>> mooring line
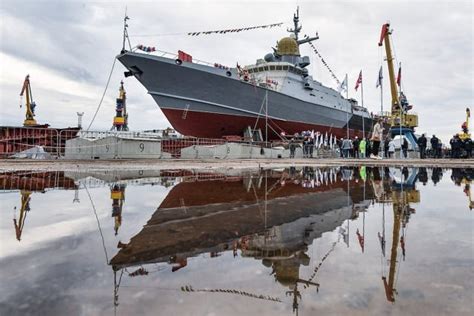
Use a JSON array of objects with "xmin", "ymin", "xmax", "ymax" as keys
[
  {"xmin": 84, "ymin": 184, "xmax": 109, "ymax": 263},
  {"xmin": 87, "ymin": 57, "xmax": 117, "ymax": 131}
]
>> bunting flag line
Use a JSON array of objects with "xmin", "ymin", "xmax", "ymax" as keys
[
  {"xmin": 187, "ymin": 22, "xmax": 284, "ymax": 36},
  {"xmin": 306, "ymin": 38, "xmax": 341, "ymax": 86},
  {"xmin": 376, "ymin": 65, "xmax": 383, "ymax": 88},
  {"xmin": 132, "ymin": 22, "xmax": 284, "ymax": 38},
  {"xmin": 396, "ymin": 63, "xmax": 402, "ymax": 87},
  {"xmin": 355, "ymin": 70, "xmax": 362, "ymax": 91}
]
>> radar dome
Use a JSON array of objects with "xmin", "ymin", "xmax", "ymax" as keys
[
  {"xmin": 276, "ymin": 37, "xmax": 300, "ymax": 56},
  {"xmin": 264, "ymin": 53, "xmax": 275, "ymax": 62}
]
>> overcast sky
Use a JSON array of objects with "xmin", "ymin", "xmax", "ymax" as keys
[{"xmin": 0, "ymin": 0, "xmax": 472, "ymax": 143}]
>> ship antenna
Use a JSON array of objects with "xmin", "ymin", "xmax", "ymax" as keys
[
  {"xmin": 287, "ymin": 6, "xmax": 302, "ymax": 40},
  {"xmin": 122, "ymin": 7, "xmax": 132, "ymax": 53}
]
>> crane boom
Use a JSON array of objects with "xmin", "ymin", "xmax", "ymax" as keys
[
  {"xmin": 379, "ymin": 24, "xmax": 400, "ymax": 112},
  {"xmin": 378, "ymin": 23, "xmax": 418, "ymax": 130}
]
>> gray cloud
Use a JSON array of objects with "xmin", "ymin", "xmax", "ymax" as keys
[{"xmin": 0, "ymin": 0, "xmax": 472, "ymax": 141}]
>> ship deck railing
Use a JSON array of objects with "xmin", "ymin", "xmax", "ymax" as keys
[
  {"xmin": 77, "ymin": 130, "xmax": 164, "ymax": 141},
  {"xmin": 133, "ymin": 47, "xmax": 220, "ymax": 68}
]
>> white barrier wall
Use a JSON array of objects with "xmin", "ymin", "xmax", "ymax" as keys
[
  {"xmin": 64, "ymin": 138, "xmax": 94, "ymax": 159},
  {"xmin": 180, "ymin": 143, "xmax": 304, "ymax": 159},
  {"xmin": 65, "ymin": 136, "xmax": 334, "ymax": 160},
  {"xmin": 65, "ymin": 136, "xmax": 167, "ymax": 159}
]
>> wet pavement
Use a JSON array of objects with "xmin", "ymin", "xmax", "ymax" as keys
[{"xmin": 0, "ymin": 167, "xmax": 473, "ymax": 315}]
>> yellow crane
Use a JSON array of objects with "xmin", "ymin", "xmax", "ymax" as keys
[
  {"xmin": 378, "ymin": 24, "xmax": 418, "ymax": 146},
  {"xmin": 382, "ymin": 169, "xmax": 418, "ymax": 303},
  {"xmin": 111, "ymin": 184, "xmax": 126, "ymax": 235},
  {"xmin": 19, "ymin": 75, "xmax": 38, "ymax": 126},
  {"xmin": 462, "ymin": 182, "xmax": 473, "ymax": 210},
  {"xmin": 13, "ymin": 190, "xmax": 32, "ymax": 241},
  {"xmin": 112, "ymin": 81, "xmax": 129, "ymax": 131},
  {"xmin": 458, "ymin": 108, "xmax": 471, "ymax": 141}
]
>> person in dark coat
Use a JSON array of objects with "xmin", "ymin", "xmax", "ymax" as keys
[
  {"xmin": 450, "ymin": 135, "xmax": 457, "ymax": 158},
  {"xmin": 430, "ymin": 135, "xmax": 440, "ymax": 158},
  {"xmin": 401, "ymin": 138, "xmax": 409, "ymax": 158},
  {"xmin": 417, "ymin": 134, "xmax": 427, "ymax": 159},
  {"xmin": 353, "ymin": 137, "xmax": 360, "ymax": 158},
  {"xmin": 289, "ymin": 137, "xmax": 297, "ymax": 158},
  {"xmin": 465, "ymin": 138, "xmax": 472, "ymax": 158},
  {"xmin": 337, "ymin": 138, "xmax": 343, "ymax": 158},
  {"xmin": 384, "ymin": 136, "xmax": 390, "ymax": 158},
  {"xmin": 450, "ymin": 135, "xmax": 461, "ymax": 158},
  {"xmin": 366, "ymin": 138, "xmax": 372, "ymax": 158}
]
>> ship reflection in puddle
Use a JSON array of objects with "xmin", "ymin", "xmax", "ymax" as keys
[
  {"xmin": 1, "ymin": 166, "xmax": 472, "ymax": 315},
  {"xmin": 99, "ymin": 166, "xmax": 466, "ymax": 313}
]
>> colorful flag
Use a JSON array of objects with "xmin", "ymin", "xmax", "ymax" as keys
[
  {"xmin": 355, "ymin": 70, "xmax": 362, "ymax": 91},
  {"xmin": 376, "ymin": 66, "xmax": 383, "ymax": 88},
  {"xmin": 396, "ymin": 63, "xmax": 401, "ymax": 87},
  {"xmin": 137, "ymin": 45, "xmax": 156, "ymax": 52}
]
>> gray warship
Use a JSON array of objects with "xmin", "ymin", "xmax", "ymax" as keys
[{"xmin": 117, "ymin": 9, "xmax": 372, "ymax": 140}]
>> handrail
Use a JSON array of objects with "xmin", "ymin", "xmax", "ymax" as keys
[{"xmin": 131, "ymin": 47, "xmax": 224, "ymax": 68}]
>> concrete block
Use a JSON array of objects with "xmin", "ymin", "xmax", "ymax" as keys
[
  {"xmin": 65, "ymin": 138, "xmax": 93, "ymax": 159},
  {"xmin": 117, "ymin": 138, "xmax": 162, "ymax": 159}
]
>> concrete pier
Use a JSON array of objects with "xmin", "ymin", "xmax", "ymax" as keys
[{"xmin": 1, "ymin": 158, "xmax": 472, "ymax": 172}]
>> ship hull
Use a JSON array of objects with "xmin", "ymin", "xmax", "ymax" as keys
[{"xmin": 118, "ymin": 52, "xmax": 373, "ymax": 139}]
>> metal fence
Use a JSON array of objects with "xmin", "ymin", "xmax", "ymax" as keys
[
  {"xmin": 0, "ymin": 126, "xmax": 338, "ymax": 160},
  {"xmin": 0, "ymin": 126, "xmax": 79, "ymax": 159},
  {"xmin": 0, "ymin": 170, "xmax": 78, "ymax": 191}
]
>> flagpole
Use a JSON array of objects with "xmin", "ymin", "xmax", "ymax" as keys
[
  {"xmin": 380, "ymin": 67, "xmax": 383, "ymax": 115},
  {"xmin": 345, "ymin": 74, "xmax": 349, "ymax": 139},
  {"xmin": 361, "ymin": 70, "xmax": 365, "ymax": 139},
  {"xmin": 265, "ymin": 90, "xmax": 268, "ymax": 144},
  {"xmin": 398, "ymin": 62, "xmax": 403, "ymax": 159}
]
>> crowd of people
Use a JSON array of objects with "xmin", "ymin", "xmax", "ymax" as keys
[
  {"xmin": 449, "ymin": 134, "xmax": 472, "ymax": 158},
  {"xmin": 286, "ymin": 118, "xmax": 472, "ymax": 159}
]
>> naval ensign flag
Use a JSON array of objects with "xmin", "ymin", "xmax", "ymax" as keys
[
  {"xmin": 338, "ymin": 76, "xmax": 348, "ymax": 93},
  {"xmin": 376, "ymin": 66, "xmax": 383, "ymax": 88}
]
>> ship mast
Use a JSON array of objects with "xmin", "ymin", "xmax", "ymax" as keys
[
  {"xmin": 287, "ymin": 7, "xmax": 302, "ymax": 40},
  {"xmin": 121, "ymin": 8, "xmax": 131, "ymax": 53},
  {"xmin": 288, "ymin": 7, "xmax": 319, "ymax": 45}
]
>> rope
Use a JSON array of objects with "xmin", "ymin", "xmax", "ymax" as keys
[
  {"xmin": 84, "ymin": 184, "xmax": 109, "ymax": 264},
  {"xmin": 180, "ymin": 285, "xmax": 282, "ymax": 302},
  {"xmin": 86, "ymin": 57, "xmax": 117, "ymax": 131},
  {"xmin": 307, "ymin": 240, "xmax": 338, "ymax": 284}
]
